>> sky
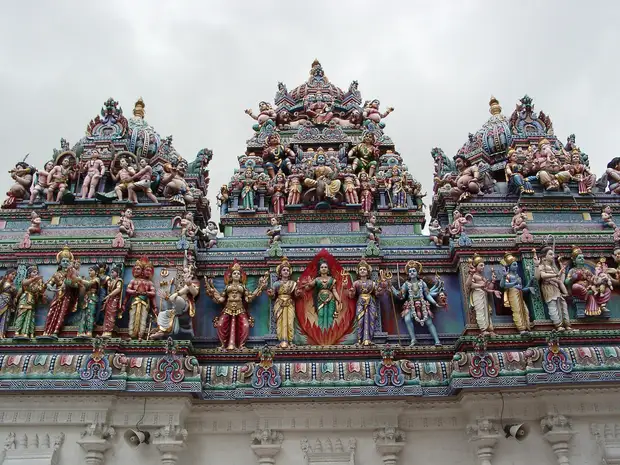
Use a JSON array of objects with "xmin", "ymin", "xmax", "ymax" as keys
[{"xmin": 1, "ymin": 1, "xmax": 619, "ymax": 222}]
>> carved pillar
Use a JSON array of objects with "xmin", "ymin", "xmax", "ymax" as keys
[
  {"xmin": 541, "ymin": 415, "xmax": 573, "ymax": 465},
  {"xmin": 77, "ymin": 423, "xmax": 115, "ymax": 465},
  {"xmin": 373, "ymin": 427, "xmax": 405, "ymax": 465},
  {"xmin": 592, "ymin": 424, "xmax": 620, "ymax": 465},
  {"xmin": 466, "ymin": 419, "xmax": 501, "ymax": 465},
  {"xmin": 153, "ymin": 425, "xmax": 187, "ymax": 465},
  {"xmin": 250, "ymin": 429, "xmax": 283, "ymax": 465}
]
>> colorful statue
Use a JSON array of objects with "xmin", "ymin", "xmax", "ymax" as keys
[
  {"xmin": 204, "ymin": 260, "xmax": 268, "ymax": 350},
  {"xmin": 365, "ymin": 214, "xmax": 382, "ymax": 245},
  {"xmin": 0, "ymin": 269, "xmax": 17, "ymax": 338},
  {"xmin": 128, "ymin": 158, "xmax": 159, "ymax": 203},
  {"xmin": 505, "ymin": 149, "xmax": 534, "ymax": 195},
  {"xmin": 3, "ymin": 162, "xmax": 34, "ymax": 208},
  {"xmin": 245, "ymin": 101, "xmax": 277, "ymax": 132},
  {"xmin": 511, "ymin": 205, "xmax": 529, "ymax": 234},
  {"xmin": 358, "ymin": 171, "xmax": 375, "ymax": 214},
  {"xmin": 76, "ymin": 265, "xmax": 101, "ymax": 338},
  {"xmin": 565, "ymin": 247, "xmax": 610, "ymax": 318},
  {"xmin": 118, "ymin": 208, "xmax": 135, "ymax": 238},
  {"xmin": 499, "ymin": 253, "xmax": 534, "ymax": 334},
  {"xmin": 533, "ymin": 246, "xmax": 572, "ymax": 331},
  {"xmin": 387, "ymin": 166, "xmax": 407, "ymax": 208},
  {"xmin": 29, "ymin": 161, "xmax": 54, "ymax": 205},
  {"xmin": 605, "ymin": 157, "xmax": 620, "ymax": 194},
  {"xmin": 302, "ymin": 259, "xmax": 343, "ymax": 330},
  {"xmin": 161, "ymin": 160, "xmax": 194, "ymax": 205},
  {"xmin": 124, "ymin": 257, "xmax": 157, "ymax": 340},
  {"xmin": 238, "ymin": 167, "xmax": 258, "ymax": 210},
  {"xmin": 342, "ymin": 167, "xmax": 360, "ymax": 204},
  {"xmin": 429, "ymin": 219, "xmax": 446, "ymax": 247},
  {"xmin": 262, "ymin": 133, "xmax": 294, "ymax": 178},
  {"xmin": 348, "ymin": 260, "xmax": 379, "ymax": 346},
  {"xmin": 303, "ymin": 149, "xmax": 342, "ymax": 204},
  {"xmin": 47, "ymin": 157, "xmax": 77, "ymax": 202},
  {"xmin": 266, "ymin": 217, "xmax": 282, "ymax": 246},
  {"xmin": 391, "ymin": 261, "xmax": 443, "ymax": 346},
  {"xmin": 79, "ymin": 150, "xmax": 105, "ymax": 199},
  {"xmin": 567, "ymin": 149, "xmax": 595, "ymax": 195},
  {"xmin": 602, "ymin": 206, "xmax": 616, "ymax": 229},
  {"xmin": 285, "ymin": 165, "xmax": 304, "ymax": 206},
  {"xmin": 203, "ymin": 221, "xmax": 219, "ymax": 249},
  {"xmin": 447, "ymin": 210, "xmax": 473, "ymax": 241},
  {"xmin": 362, "ymin": 99, "xmax": 394, "ymax": 128},
  {"xmin": 108, "ymin": 157, "xmax": 135, "ymax": 201},
  {"xmin": 450, "ymin": 155, "xmax": 481, "ymax": 202},
  {"xmin": 217, "ymin": 184, "xmax": 230, "ymax": 215},
  {"xmin": 172, "ymin": 212, "xmax": 199, "ymax": 243},
  {"xmin": 348, "ymin": 132, "xmax": 379, "ymax": 177},
  {"xmin": 304, "ymin": 91, "xmax": 334, "ymax": 125},
  {"xmin": 267, "ymin": 257, "xmax": 298, "ymax": 348},
  {"xmin": 465, "ymin": 254, "xmax": 500, "ymax": 336},
  {"xmin": 269, "ymin": 172, "xmax": 286, "ymax": 215},
  {"xmin": 101, "ymin": 266, "xmax": 123, "ymax": 338},
  {"xmin": 13, "ymin": 266, "xmax": 46, "ymax": 339},
  {"xmin": 43, "ymin": 247, "xmax": 81, "ymax": 337},
  {"xmin": 28, "ymin": 211, "xmax": 42, "ymax": 235}
]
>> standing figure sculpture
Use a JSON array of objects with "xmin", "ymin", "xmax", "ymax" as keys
[
  {"xmin": 391, "ymin": 261, "xmax": 442, "ymax": 346},
  {"xmin": 269, "ymin": 172, "xmax": 286, "ymax": 216},
  {"xmin": 76, "ymin": 265, "xmax": 101, "ymax": 338},
  {"xmin": 128, "ymin": 158, "xmax": 159, "ymax": 203},
  {"xmin": 266, "ymin": 217, "xmax": 282, "ymax": 246},
  {"xmin": 118, "ymin": 208, "xmax": 135, "ymax": 238},
  {"xmin": 348, "ymin": 132, "xmax": 379, "ymax": 177},
  {"xmin": 303, "ymin": 259, "xmax": 342, "ymax": 330},
  {"xmin": 4, "ymin": 162, "xmax": 34, "ymax": 208},
  {"xmin": 124, "ymin": 257, "xmax": 158, "ymax": 340},
  {"xmin": 285, "ymin": 165, "xmax": 304, "ymax": 206},
  {"xmin": 358, "ymin": 171, "xmax": 375, "ymax": 214},
  {"xmin": 499, "ymin": 253, "xmax": 534, "ymax": 334},
  {"xmin": 239, "ymin": 167, "xmax": 258, "ymax": 210},
  {"xmin": 29, "ymin": 161, "xmax": 54, "ymax": 205},
  {"xmin": 365, "ymin": 214, "xmax": 382, "ymax": 245},
  {"xmin": 14, "ymin": 266, "xmax": 46, "ymax": 339},
  {"xmin": 387, "ymin": 166, "xmax": 407, "ymax": 208},
  {"xmin": 204, "ymin": 260, "xmax": 268, "ymax": 350},
  {"xmin": 80, "ymin": 150, "xmax": 105, "ymax": 199},
  {"xmin": 465, "ymin": 255, "xmax": 500, "ymax": 336},
  {"xmin": 533, "ymin": 247, "xmax": 572, "ymax": 331},
  {"xmin": 101, "ymin": 266, "xmax": 123, "ymax": 338},
  {"xmin": 47, "ymin": 158, "xmax": 76, "ymax": 203},
  {"xmin": 43, "ymin": 247, "xmax": 81, "ymax": 337},
  {"xmin": 0, "ymin": 269, "xmax": 17, "ymax": 338},
  {"xmin": 348, "ymin": 260, "xmax": 379, "ymax": 346},
  {"xmin": 267, "ymin": 257, "xmax": 298, "ymax": 348},
  {"xmin": 342, "ymin": 168, "xmax": 360, "ymax": 204}
]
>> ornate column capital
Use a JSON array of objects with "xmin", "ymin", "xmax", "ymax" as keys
[
  {"xmin": 250, "ymin": 429, "xmax": 283, "ymax": 465},
  {"xmin": 541, "ymin": 414, "xmax": 573, "ymax": 465},
  {"xmin": 592, "ymin": 423, "xmax": 620, "ymax": 465},
  {"xmin": 373, "ymin": 427, "xmax": 406, "ymax": 465},
  {"xmin": 2, "ymin": 432, "xmax": 65, "ymax": 465},
  {"xmin": 77, "ymin": 423, "xmax": 115, "ymax": 465},
  {"xmin": 153, "ymin": 425, "xmax": 188, "ymax": 465},
  {"xmin": 466, "ymin": 419, "xmax": 501, "ymax": 465}
]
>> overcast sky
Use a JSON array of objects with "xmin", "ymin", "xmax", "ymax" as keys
[{"xmin": 1, "ymin": 1, "xmax": 618, "ymax": 221}]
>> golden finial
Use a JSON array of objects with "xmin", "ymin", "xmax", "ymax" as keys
[
  {"xmin": 133, "ymin": 97, "xmax": 145, "ymax": 118},
  {"xmin": 489, "ymin": 96, "xmax": 502, "ymax": 116}
]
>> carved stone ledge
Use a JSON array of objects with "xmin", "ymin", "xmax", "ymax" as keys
[
  {"xmin": 77, "ymin": 423, "xmax": 116, "ymax": 465},
  {"xmin": 153, "ymin": 425, "xmax": 188, "ymax": 465},
  {"xmin": 373, "ymin": 427, "xmax": 406, "ymax": 465},
  {"xmin": 251, "ymin": 429, "xmax": 283, "ymax": 465},
  {"xmin": 466, "ymin": 419, "xmax": 501, "ymax": 465},
  {"xmin": 2, "ymin": 432, "xmax": 65, "ymax": 465},
  {"xmin": 592, "ymin": 423, "xmax": 620, "ymax": 465},
  {"xmin": 301, "ymin": 437, "xmax": 356, "ymax": 465}
]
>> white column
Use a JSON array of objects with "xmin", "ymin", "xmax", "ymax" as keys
[
  {"xmin": 592, "ymin": 424, "xmax": 620, "ymax": 465},
  {"xmin": 466, "ymin": 419, "xmax": 501, "ymax": 465},
  {"xmin": 250, "ymin": 429, "xmax": 283, "ymax": 465},
  {"xmin": 541, "ymin": 415, "xmax": 573, "ymax": 465},
  {"xmin": 153, "ymin": 425, "xmax": 187, "ymax": 465},
  {"xmin": 373, "ymin": 427, "xmax": 406, "ymax": 465},
  {"xmin": 77, "ymin": 424, "xmax": 115, "ymax": 465}
]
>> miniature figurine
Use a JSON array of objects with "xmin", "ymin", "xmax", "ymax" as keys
[
  {"xmin": 269, "ymin": 172, "xmax": 286, "ymax": 215},
  {"xmin": 239, "ymin": 167, "xmax": 258, "ymax": 210},
  {"xmin": 13, "ymin": 266, "xmax": 46, "ymax": 339},
  {"xmin": 447, "ymin": 210, "xmax": 473, "ymax": 245},
  {"xmin": 0, "ymin": 269, "xmax": 17, "ymax": 338},
  {"xmin": 111, "ymin": 157, "xmax": 136, "ymax": 202},
  {"xmin": 76, "ymin": 265, "xmax": 101, "ymax": 338},
  {"xmin": 348, "ymin": 260, "xmax": 379, "ymax": 346},
  {"xmin": 590, "ymin": 258, "xmax": 613, "ymax": 314},
  {"xmin": 29, "ymin": 161, "xmax": 54, "ymax": 205},
  {"xmin": 285, "ymin": 165, "xmax": 304, "ymax": 206},
  {"xmin": 511, "ymin": 205, "xmax": 529, "ymax": 235},
  {"xmin": 3, "ymin": 161, "xmax": 34, "ymax": 208},
  {"xmin": 28, "ymin": 211, "xmax": 42, "ymax": 235},
  {"xmin": 302, "ymin": 259, "xmax": 342, "ymax": 330},
  {"xmin": 342, "ymin": 167, "xmax": 360, "ymax": 204},
  {"xmin": 245, "ymin": 101, "xmax": 277, "ymax": 132},
  {"xmin": 533, "ymin": 247, "xmax": 572, "ymax": 331},
  {"xmin": 267, "ymin": 257, "xmax": 298, "ymax": 348},
  {"xmin": 124, "ymin": 257, "xmax": 158, "ymax": 340},
  {"xmin": 602, "ymin": 206, "xmax": 616, "ymax": 229},
  {"xmin": 266, "ymin": 217, "xmax": 282, "ymax": 246},
  {"xmin": 204, "ymin": 260, "xmax": 268, "ymax": 350},
  {"xmin": 567, "ymin": 149, "xmax": 595, "ymax": 195},
  {"xmin": 358, "ymin": 171, "xmax": 375, "ymax": 214},
  {"xmin": 47, "ymin": 158, "xmax": 76, "ymax": 203},
  {"xmin": 565, "ymin": 247, "xmax": 610, "ymax": 318},
  {"xmin": 348, "ymin": 132, "xmax": 379, "ymax": 177},
  {"xmin": 43, "ymin": 247, "xmax": 81, "ymax": 337},
  {"xmin": 203, "ymin": 221, "xmax": 219, "ymax": 249},
  {"xmin": 365, "ymin": 214, "xmax": 382, "ymax": 245},
  {"xmin": 118, "ymin": 208, "xmax": 135, "ymax": 238},
  {"xmin": 465, "ymin": 255, "xmax": 500, "ymax": 336},
  {"xmin": 128, "ymin": 158, "xmax": 159, "ymax": 203},
  {"xmin": 101, "ymin": 266, "xmax": 123, "ymax": 338},
  {"xmin": 428, "ymin": 218, "xmax": 445, "ymax": 247},
  {"xmin": 172, "ymin": 212, "xmax": 199, "ymax": 242},
  {"xmin": 499, "ymin": 253, "xmax": 534, "ymax": 335},
  {"xmin": 387, "ymin": 166, "xmax": 407, "ymax": 208},
  {"xmin": 79, "ymin": 150, "xmax": 105, "ymax": 199}
]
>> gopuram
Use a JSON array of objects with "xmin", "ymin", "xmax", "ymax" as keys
[{"xmin": 0, "ymin": 61, "xmax": 619, "ymax": 464}]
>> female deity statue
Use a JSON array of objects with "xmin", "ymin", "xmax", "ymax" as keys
[
  {"xmin": 564, "ymin": 247, "xmax": 610, "ymax": 317},
  {"xmin": 285, "ymin": 165, "xmax": 304, "ymax": 206},
  {"xmin": 499, "ymin": 253, "xmax": 534, "ymax": 334},
  {"xmin": 204, "ymin": 261, "xmax": 268, "ymax": 350},
  {"xmin": 4, "ymin": 162, "xmax": 34, "ymax": 208},
  {"xmin": 348, "ymin": 260, "xmax": 379, "ymax": 346},
  {"xmin": 465, "ymin": 254, "xmax": 501, "ymax": 336},
  {"xmin": 238, "ymin": 167, "xmax": 258, "ymax": 210},
  {"xmin": 0, "ymin": 269, "xmax": 17, "ymax": 338},
  {"xmin": 533, "ymin": 247, "xmax": 572, "ymax": 331},
  {"xmin": 387, "ymin": 166, "xmax": 407, "ymax": 208},
  {"xmin": 76, "ymin": 265, "xmax": 101, "ymax": 338},
  {"xmin": 348, "ymin": 132, "xmax": 379, "ymax": 177},
  {"xmin": 262, "ymin": 133, "xmax": 294, "ymax": 178},
  {"xmin": 101, "ymin": 266, "xmax": 123, "ymax": 338},
  {"xmin": 391, "ymin": 261, "xmax": 442, "ymax": 346},
  {"xmin": 14, "ymin": 266, "xmax": 46, "ymax": 339},
  {"xmin": 267, "ymin": 257, "xmax": 298, "ymax": 348},
  {"xmin": 303, "ymin": 259, "xmax": 342, "ymax": 330},
  {"xmin": 29, "ymin": 161, "xmax": 54, "ymax": 205},
  {"xmin": 43, "ymin": 247, "xmax": 81, "ymax": 337},
  {"xmin": 124, "ymin": 257, "xmax": 158, "ymax": 340},
  {"xmin": 358, "ymin": 171, "xmax": 375, "ymax": 214},
  {"xmin": 303, "ymin": 149, "xmax": 342, "ymax": 204},
  {"xmin": 269, "ymin": 172, "xmax": 286, "ymax": 216},
  {"xmin": 341, "ymin": 168, "xmax": 360, "ymax": 204},
  {"xmin": 505, "ymin": 149, "xmax": 534, "ymax": 195},
  {"xmin": 567, "ymin": 149, "xmax": 595, "ymax": 195}
]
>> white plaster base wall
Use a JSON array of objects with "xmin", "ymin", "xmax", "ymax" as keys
[{"xmin": 0, "ymin": 387, "xmax": 619, "ymax": 465}]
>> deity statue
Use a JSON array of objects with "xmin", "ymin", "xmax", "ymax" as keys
[
  {"xmin": 28, "ymin": 211, "xmax": 42, "ymax": 235},
  {"xmin": 505, "ymin": 149, "xmax": 534, "ymax": 195},
  {"xmin": 204, "ymin": 260, "xmax": 268, "ymax": 350},
  {"xmin": 262, "ymin": 133, "xmax": 295, "ymax": 178},
  {"xmin": 564, "ymin": 247, "xmax": 610, "ymax": 318},
  {"xmin": 269, "ymin": 172, "xmax": 286, "ymax": 215},
  {"xmin": 118, "ymin": 208, "xmax": 135, "ymax": 238},
  {"xmin": 428, "ymin": 219, "xmax": 446, "ymax": 247},
  {"xmin": 341, "ymin": 167, "xmax": 360, "ymax": 204},
  {"xmin": 161, "ymin": 159, "xmax": 195, "ymax": 205},
  {"xmin": 13, "ymin": 266, "xmax": 46, "ymax": 339},
  {"xmin": 3, "ymin": 162, "xmax": 34, "ymax": 208},
  {"xmin": 303, "ymin": 149, "xmax": 342, "ymax": 204},
  {"xmin": 0, "ymin": 269, "xmax": 17, "ymax": 338},
  {"xmin": 605, "ymin": 157, "xmax": 620, "ymax": 195},
  {"xmin": 465, "ymin": 255, "xmax": 500, "ymax": 336},
  {"xmin": 302, "ymin": 259, "xmax": 343, "ymax": 330},
  {"xmin": 348, "ymin": 132, "xmax": 379, "ymax": 177},
  {"xmin": 499, "ymin": 253, "xmax": 534, "ymax": 334},
  {"xmin": 362, "ymin": 99, "xmax": 394, "ymax": 128},
  {"xmin": 238, "ymin": 167, "xmax": 258, "ymax": 210},
  {"xmin": 76, "ymin": 265, "xmax": 101, "ymax": 338},
  {"xmin": 446, "ymin": 210, "xmax": 473, "ymax": 241},
  {"xmin": 304, "ymin": 91, "xmax": 334, "ymax": 125},
  {"xmin": 100, "ymin": 266, "xmax": 123, "ymax": 338},
  {"xmin": 217, "ymin": 184, "xmax": 230, "ymax": 215},
  {"xmin": 111, "ymin": 157, "xmax": 136, "ymax": 201},
  {"xmin": 391, "ymin": 261, "xmax": 443, "ymax": 346},
  {"xmin": 358, "ymin": 171, "xmax": 375, "ymax": 214},
  {"xmin": 79, "ymin": 150, "xmax": 105, "ymax": 199},
  {"xmin": 266, "ymin": 217, "xmax": 282, "ymax": 246},
  {"xmin": 267, "ymin": 257, "xmax": 298, "ymax": 348},
  {"xmin": 365, "ymin": 214, "xmax": 382, "ymax": 245},
  {"xmin": 450, "ymin": 155, "xmax": 481, "ymax": 202},
  {"xmin": 386, "ymin": 166, "xmax": 407, "ymax": 209},
  {"xmin": 533, "ymin": 247, "xmax": 572, "ymax": 331},
  {"xmin": 128, "ymin": 158, "xmax": 159, "ymax": 203},
  {"xmin": 29, "ymin": 161, "xmax": 55, "ymax": 205},
  {"xmin": 152, "ymin": 264, "xmax": 200, "ymax": 340},
  {"xmin": 348, "ymin": 260, "xmax": 379, "ymax": 346},
  {"xmin": 172, "ymin": 211, "xmax": 199, "ymax": 243},
  {"xmin": 124, "ymin": 257, "xmax": 157, "ymax": 340},
  {"xmin": 285, "ymin": 165, "xmax": 304, "ymax": 206},
  {"xmin": 602, "ymin": 206, "xmax": 616, "ymax": 229},
  {"xmin": 203, "ymin": 221, "xmax": 219, "ymax": 249},
  {"xmin": 245, "ymin": 101, "xmax": 277, "ymax": 132},
  {"xmin": 43, "ymin": 247, "xmax": 81, "ymax": 337},
  {"xmin": 47, "ymin": 157, "xmax": 77, "ymax": 203},
  {"xmin": 511, "ymin": 205, "xmax": 529, "ymax": 235},
  {"xmin": 567, "ymin": 149, "xmax": 595, "ymax": 195}
]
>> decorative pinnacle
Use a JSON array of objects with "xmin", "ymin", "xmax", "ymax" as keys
[
  {"xmin": 489, "ymin": 96, "xmax": 502, "ymax": 116},
  {"xmin": 133, "ymin": 97, "xmax": 145, "ymax": 118}
]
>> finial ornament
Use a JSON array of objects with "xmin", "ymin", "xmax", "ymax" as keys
[
  {"xmin": 489, "ymin": 96, "xmax": 502, "ymax": 116},
  {"xmin": 133, "ymin": 97, "xmax": 145, "ymax": 118}
]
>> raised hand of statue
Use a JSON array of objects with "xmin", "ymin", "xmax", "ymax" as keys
[{"xmin": 266, "ymin": 288, "xmax": 275, "ymax": 299}]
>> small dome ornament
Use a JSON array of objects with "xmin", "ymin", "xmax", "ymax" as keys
[
  {"xmin": 133, "ymin": 97, "xmax": 145, "ymax": 119},
  {"xmin": 489, "ymin": 96, "xmax": 503, "ymax": 116}
]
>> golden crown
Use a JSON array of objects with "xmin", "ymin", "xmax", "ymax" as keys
[
  {"xmin": 276, "ymin": 257, "xmax": 291, "ymax": 276},
  {"xmin": 500, "ymin": 253, "xmax": 517, "ymax": 266},
  {"xmin": 357, "ymin": 259, "xmax": 372, "ymax": 273},
  {"xmin": 56, "ymin": 246, "xmax": 74, "ymax": 263},
  {"xmin": 571, "ymin": 247, "xmax": 583, "ymax": 260},
  {"xmin": 470, "ymin": 254, "xmax": 485, "ymax": 267}
]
